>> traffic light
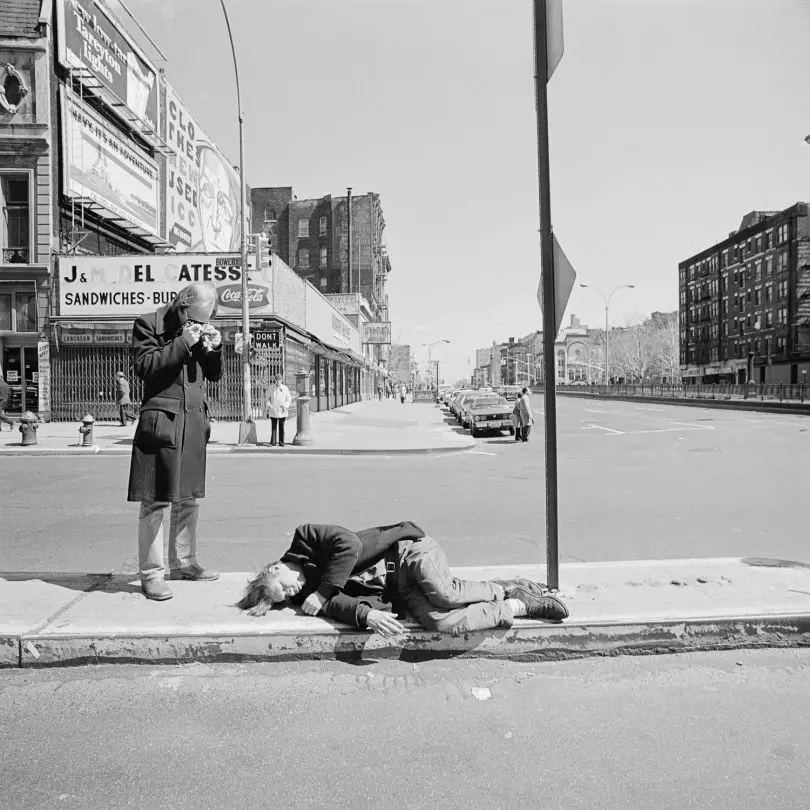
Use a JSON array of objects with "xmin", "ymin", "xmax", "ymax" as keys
[{"xmin": 256, "ymin": 233, "xmax": 270, "ymax": 271}]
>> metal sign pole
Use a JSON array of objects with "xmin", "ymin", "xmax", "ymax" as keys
[{"xmin": 534, "ymin": 0, "xmax": 559, "ymax": 589}]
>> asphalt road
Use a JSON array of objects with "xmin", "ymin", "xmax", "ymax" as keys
[
  {"xmin": 1, "ymin": 649, "xmax": 808, "ymax": 809},
  {"xmin": 2, "ymin": 397, "xmax": 808, "ymax": 573}
]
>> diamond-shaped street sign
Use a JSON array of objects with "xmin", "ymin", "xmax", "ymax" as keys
[{"xmin": 537, "ymin": 233, "xmax": 577, "ymax": 337}]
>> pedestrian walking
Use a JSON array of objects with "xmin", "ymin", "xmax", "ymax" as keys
[
  {"xmin": 237, "ymin": 521, "xmax": 569, "ymax": 634},
  {"xmin": 114, "ymin": 370, "xmax": 135, "ymax": 426},
  {"xmin": 376, "ymin": 382, "xmax": 383, "ymax": 401},
  {"xmin": 518, "ymin": 387, "xmax": 534, "ymax": 441},
  {"xmin": 127, "ymin": 282, "xmax": 223, "ymax": 601},
  {"xmin": 266, "ymin": 372, "xmax": 292, "ymax": 447},
  {"xmin": 399, "ymin": 382, "xmax": 407, "ymax": 404},
  {"xmin": 0, "ymin": 373, "xmax": 14, "ymax": 431}
]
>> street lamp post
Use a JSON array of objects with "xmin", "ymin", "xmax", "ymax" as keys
[
  {"xmin": 220, "ymin": 0, "xmax": 255, "ymax": 444},
  {"xmin": 423, "ymin": 340, "xmax": 450, "ymax": 398},
  {"xmin": 579, "ymin": 284, "xmax": 636, "ymax": 385}
]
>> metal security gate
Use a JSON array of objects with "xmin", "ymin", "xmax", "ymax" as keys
[
  {"xmin": 50, "ymin": 343, "xmax": 284, "ymax": 421},
  {"xmin": 50, "ymin": 344, "xmax": 143, "ymax": 422},
  {"xmin": 208, "ymin": 344, "xmax": 284, "ymax": 420}
]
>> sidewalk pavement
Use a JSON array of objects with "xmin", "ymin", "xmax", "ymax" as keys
[
  {"xmin": 0, "ymin": 397, "xmax": 474, "ymax": 457},
  {"xmin": 2, "ymin": 558, "xmax": 808, "ymax": 668}
]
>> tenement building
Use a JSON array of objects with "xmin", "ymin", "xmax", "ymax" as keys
[
  {"xmin": 679, "ymin": 202, "xmax": 810, "ymax": 384},
  {"xmin": 0, "ymin": 0, "xmax": 381, "ymax": 420}
]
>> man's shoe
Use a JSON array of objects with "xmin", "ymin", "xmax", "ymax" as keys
[
  {"xmin": 511, "ymin": 586, "xmax": 569, "ymax": 621},
  {"xmin": 141, "ymin": 578, "xmax": 174, "ymax": 601},
  {"xmin": 494, "ymin": 577, "xmax": 549, "ymax": 599},
  {"xmin": 169, "ymin": 564, "xmax": 220, "ymax": 581}
]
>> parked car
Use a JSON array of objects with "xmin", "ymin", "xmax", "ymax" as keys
[
  {"xmin": 453, "ymin": 391, "xmax": 478, "ymax": 422},
  {"xmin": 464, "ymin": 396, "xmax": 514, "ymax": 437},
  {"xmin": 450, "ymin": 389, "xmax": 474, "ymax": 419}
]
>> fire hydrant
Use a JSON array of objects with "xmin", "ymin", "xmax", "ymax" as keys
[
  {"xmin": 19, "ymin": 411, "xmax": 39, "ymax": 446},
  {"xmin": 79, "ymin": 413, "xmax": 95, "ymax": 447}
]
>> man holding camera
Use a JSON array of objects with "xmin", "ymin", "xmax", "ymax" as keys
[{"xmin": 127, "ymin": 282, "xmax": 223, "ymax": 601}]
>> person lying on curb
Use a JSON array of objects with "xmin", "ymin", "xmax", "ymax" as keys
[{"xmin": 236, "ymin": 521, "xmax": 569, "ymax": 638}]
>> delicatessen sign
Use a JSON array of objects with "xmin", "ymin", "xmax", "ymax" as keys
[{"xmin": 57, "ymin": 254, "xmax": 265, "ymax": 317}]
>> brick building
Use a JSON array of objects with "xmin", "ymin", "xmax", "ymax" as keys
[{"xmin": 679, "ymin": 202, "xmax": 810, "ymax": 384}]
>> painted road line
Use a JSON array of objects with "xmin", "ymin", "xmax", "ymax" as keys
[
  {"xmin": 582, "ymin": 423, "xmax": 625, "ymax": 434},
  {"xmin": 469, "ymin": 450, "xmax": 498, "ymax": 456},
  {"xmin": 636, "ymin": 406, "xmax": 664, "ymax": 411},
  {"xmin": 584, "ymin": 408, "xmax": 607, "ymax": 414},
  {"xmin": 668, "ymin": 422, "xmax": 716, "ymax": 429}
]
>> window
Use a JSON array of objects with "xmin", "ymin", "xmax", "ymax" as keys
[
  {"xmin": 765, "ymin": 312, "xmax": 773, "ymax": 328},
  {"xmin": 777, "ymin": 223, "xmax": 789, "ymax": 243},
  {"xmin": 298, "ymin": 247, "xmax": 309, "ymax": 267},
  {"xmin": 319, "ymin": 276, "xmax": 328, "ymax": 289},
  {"xmin": 765, "ymin": 285, "xmax": 772, "ymax": 303},
  {"xmin": 753, "ymin": 289, "xmax": 760, "ymax": 306},
  {"xmin": 1, "ymin": 174, "xmax": 30, "ymax": 262},
  {"xmin": 0, "ymin": 289, "xmax": 36, "ymax": 332},
  {"xmin": 298, "ymin": 220, "xmax": 309, "ymax": 238},
  {"xmin": 755, "ymin": 236, "xmax": 762, "ymax": 253},
  {"xmin": 766, "ymin": 256, "xmax": 773, "ymax": 275},
  {"xmin": 764, "ymin": 230, "xmax": 772, "ymax": 250},
  {"xmin": 319, "ymin": 246, "xmax": 327, "ymax": 268},
  {"xmin": 319, "ymin": 216, "xmax": 327, "ymax": 236},
  {"xmin": 263, "ymin": 208, "xmax": 275, "ymax": 223}
]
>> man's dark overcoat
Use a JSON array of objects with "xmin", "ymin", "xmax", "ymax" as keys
[{"xmin": 127, "ymin": 304, "xmax": 222, "ymax": 503}]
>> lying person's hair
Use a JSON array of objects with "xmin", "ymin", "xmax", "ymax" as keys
[{"xmin": 235, "ymin": 562, "xmax": 284, "ymax": 617}]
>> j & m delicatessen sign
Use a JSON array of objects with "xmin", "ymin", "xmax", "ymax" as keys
[{"xmin": 57, "ymin": 254, "xmax": 263, "ymax": 317}]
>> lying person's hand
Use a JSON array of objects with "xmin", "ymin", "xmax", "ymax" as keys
[
  {"xmin": 301, "ymin": 591, "xmax": 327, "ymax": 616},
  {"xmin": 366, "ymin": 609, "xmax": 408, "ymax": 640}
]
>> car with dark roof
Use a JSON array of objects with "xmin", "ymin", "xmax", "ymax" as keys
[{"xmin": 463, "ymin": 395, "xmax": 514, "ymax": 437}]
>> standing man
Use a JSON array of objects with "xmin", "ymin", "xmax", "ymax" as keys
[
  {"xmin": 114, "ymin": 370, "xmax": 135, "ymax": 426},
  {"xmin": 128, "ymin": 282, "xmax": 223, "ymax": 601},
  {"xmin": 399, "ymin": 382, "xmax": 407, "ymax": 404},
  {"xmin": 518, "ymin": 387, "xmax": 534, "ymax": 442},
  {"xmin": 0, "ymin": 372, "xmax": 14, "ymax": 431},
  {"xmin": 266, "ymin": 372, "xmax": 292, "ymax": 447}
]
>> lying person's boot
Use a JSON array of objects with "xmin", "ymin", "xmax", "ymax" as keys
[
  {"xmin": 494, "ymin": 577, "xmax": 549, "ymax": 599},
  {"xmin": 141, "ymin": 578, "xmax": 174, "ymax": 601},
  {"xmin": 169, "ymin": 564, "xmax": 220, "ymax": 581},
  {"xmin": 511, "ymin": 585, "xmax": 569, "ymax": 621}
]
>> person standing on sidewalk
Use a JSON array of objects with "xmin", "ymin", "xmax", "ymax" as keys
[
  {"xmin": 114, "ymin": 371, "xmax": 135, "ymax": 426},
  {"xmin": 517, "ymin": 387, "xmax": 534, "ymax": 442},
  {"xmin": 236, "ymin": 521, "xmax": 568, "ymax": 635},
  {"xmin": 127, "ymin": 282, "xmax": 222, "ymax": 601},
  {"xmin": 511, "ymin": 391, "xmax": 523, "ymax": 442},
  {"xmin": 0, "ymin": 373, "xmax": 14, "ymax": 431},
  {"xmin": 266, "ymin": 372, "xmax": 292, "ymax": 447},
  {"xmin": 399, "ymin": 382, "xmax": 407, "ymax": 404}
]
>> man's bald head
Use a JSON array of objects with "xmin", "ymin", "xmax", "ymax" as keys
[{"xmin": 175, "ymin": 282, "xmax": 218, "ymax": 322}]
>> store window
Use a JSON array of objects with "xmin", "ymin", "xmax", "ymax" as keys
[
  {"xmin": 1, "ymin": 174, "xmax": 30, "ymax": 263},
  {"xmin": 0, "ymin": 289, "xmax": 36, "ymax": 331}
]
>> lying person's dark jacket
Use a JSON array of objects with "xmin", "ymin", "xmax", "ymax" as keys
[{"xmin": 281, "ymin": 521, "xmax": 425, "ymax": 628}]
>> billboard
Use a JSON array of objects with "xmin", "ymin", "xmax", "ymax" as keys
[
  {"xmin": 163, "ymin": 80, "xmax": 242, "ymax": 252},
  {"xmin": 56, "ymin": 0, "xmax": 159, "ymax": 132},
  {"xmin": 61, "ymin": 86, "xmax": 159, "ymax": 235},
  {"xmin": 57, "ymin": 253, "xmax": 264, "ymax": 317},
  {"xmin": 362, "ymin": 322, "xmax": 392, "ymax": 344}
]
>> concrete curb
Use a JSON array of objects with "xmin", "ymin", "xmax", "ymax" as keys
[
  {"xmin": 0, "ymin": 441, "xmax": 475, "ymax": 458},
  {"xmin": 8, "ymin": 613, "xmax": 810, "ymax": 668},
  {"xmin": 556, "ymin": 391, "xmax": 810, "ymax": 416}
]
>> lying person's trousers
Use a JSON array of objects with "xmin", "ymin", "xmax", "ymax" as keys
[{"xmin": 395, "ymin": 536, "xmax": 514, "ymax": 635}]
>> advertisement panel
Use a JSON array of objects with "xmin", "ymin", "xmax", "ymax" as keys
[
  {"xmin": 163, "ymin": 80, "xmax": 242, "ymax": 252},
  {"xmin": 61, "ymin": 86, "xmax": 159, "ymax": 235},
  {"xmin": 305, "ymin": 286, "xmax": 360, "ymax": 355},
  {"xmin": 56, "ymin": 0, "xmax": 158, "ymax": 132},
  {"xmin": 362, "ymin": 322, "xmax": 392, "ymax": 344},
  {"xmin": 57, "ymin": 253, "xmax": 265, "ymax": 317}
]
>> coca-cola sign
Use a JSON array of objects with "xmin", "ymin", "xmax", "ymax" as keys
[{"xmin": 217, "ymin": 284, "xmax": 270, "ymax": 309}]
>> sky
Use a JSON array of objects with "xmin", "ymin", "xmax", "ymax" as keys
[{"xmin": 123, "ymin": 0, "xmax": 810, "ymax": 383}]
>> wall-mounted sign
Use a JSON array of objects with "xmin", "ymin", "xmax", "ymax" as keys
[
  {"xmin": 253, "ymin": 329, "xmax": 280, "ymax": 348},
  {"xmin": 61, "ymin": 86, "xmax": 159, "ymax": 235},
  {"xmin": 362, "ymin": 322, "xmax": 392, "ymax": 345},
  {"xmin": 162, "ymin": 79, "xmax": 243, "ymax": 252},
  {"xmin": 56, "ymin": 0, "xmax": 159, "ymax": 132},
  {"xmin": 57, "ymin": 253, "xmax": 265, "ymax": 317},
  {"xmin": 324, "ymin": 294, "xmax": 359, "ymax": 316}
]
